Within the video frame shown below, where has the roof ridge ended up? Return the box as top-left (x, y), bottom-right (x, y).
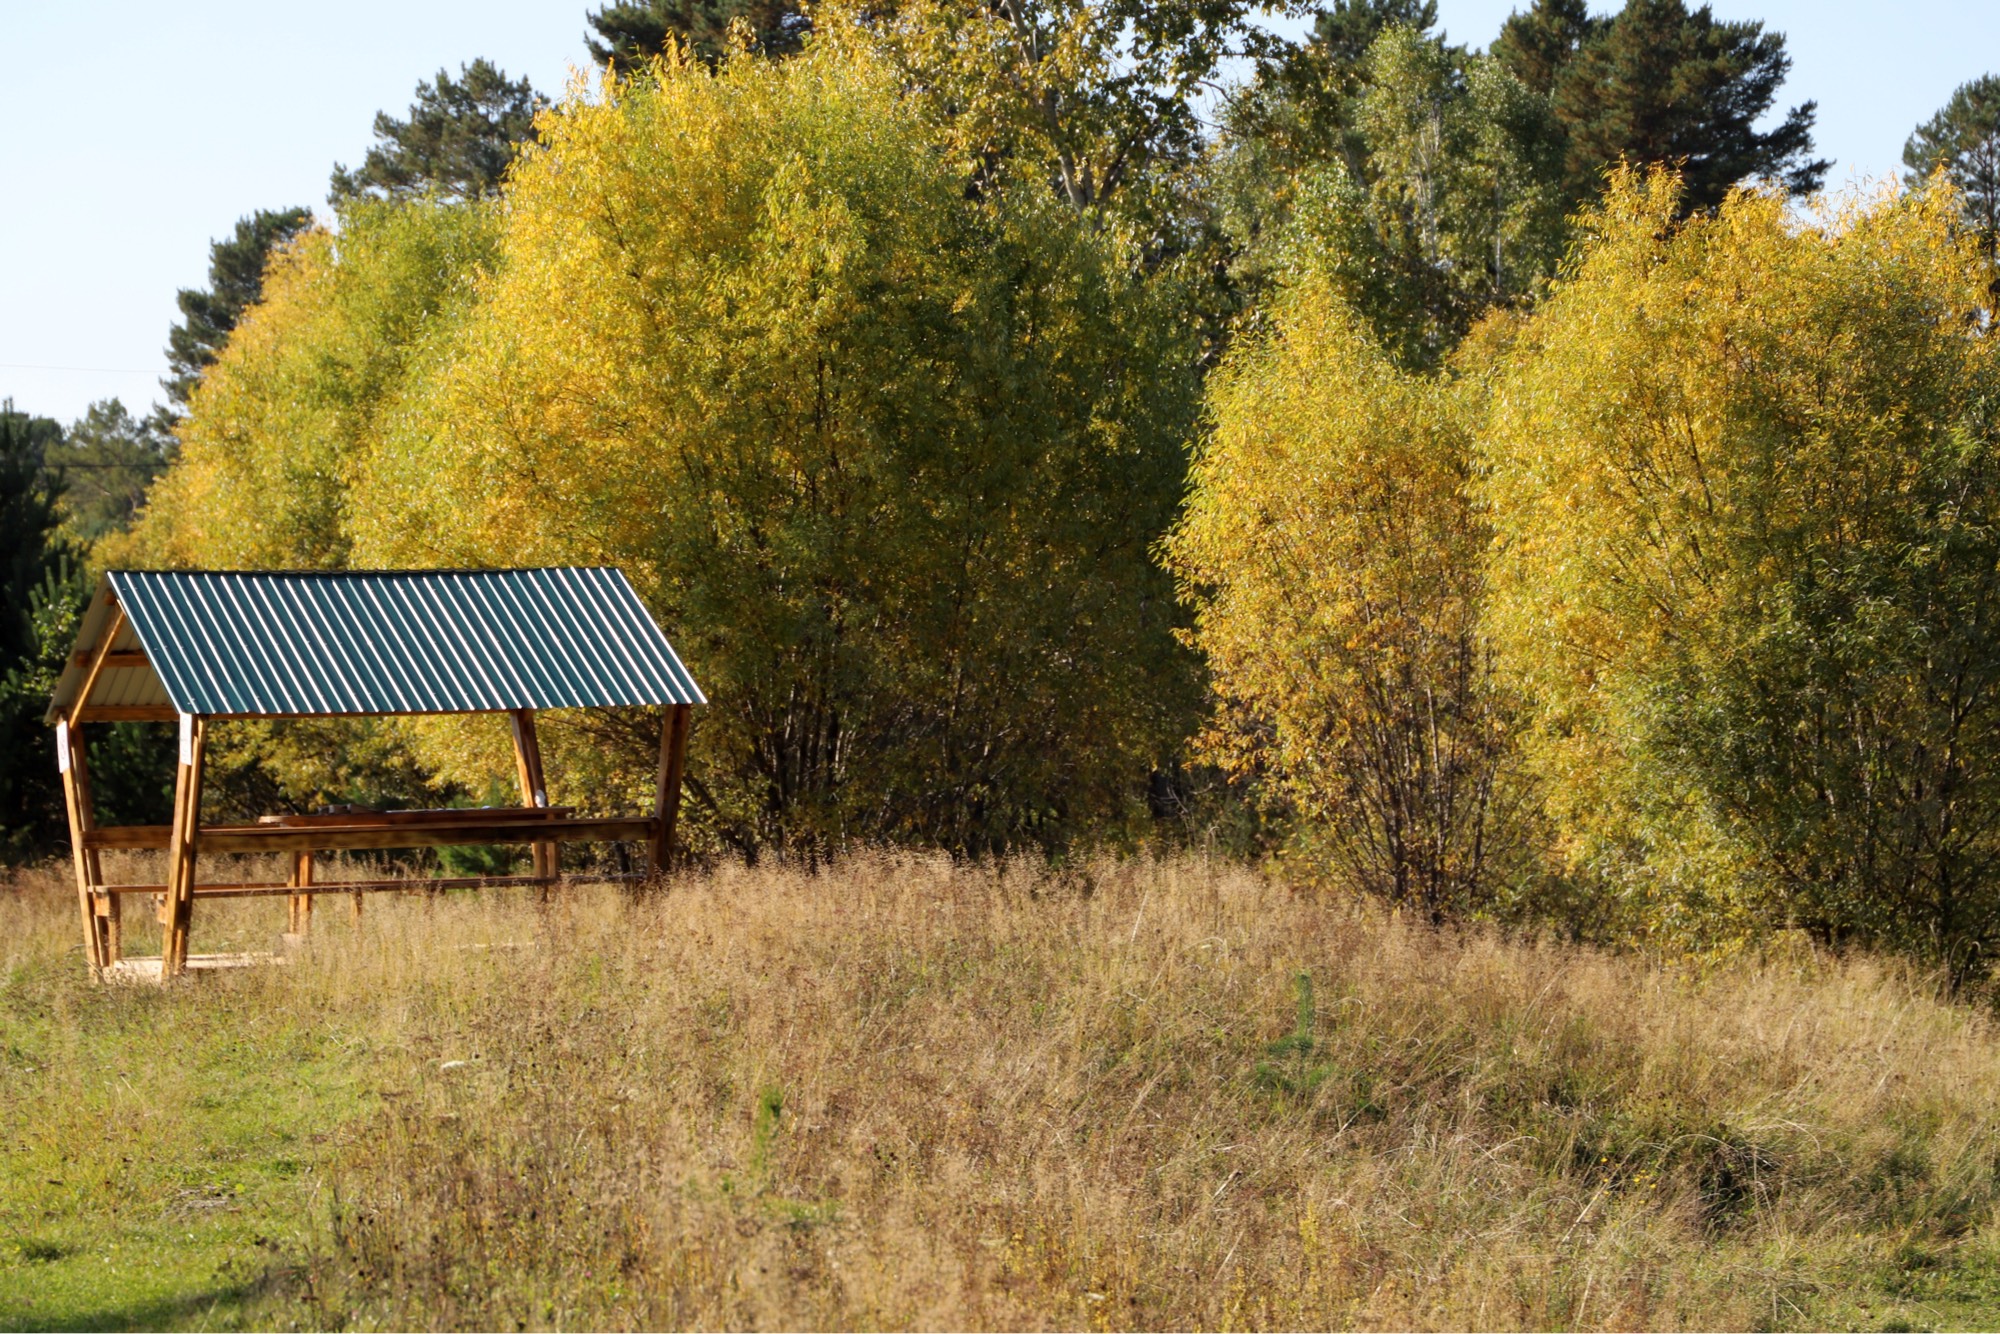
top-left (110, 566), bottom-right (620, 577)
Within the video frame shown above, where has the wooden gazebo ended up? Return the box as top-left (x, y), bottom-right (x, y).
top-left (45, 567), bottom-right (704, 983)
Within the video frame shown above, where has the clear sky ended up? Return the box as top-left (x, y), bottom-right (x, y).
top-left (3, 1), bottom-right (1996, 425)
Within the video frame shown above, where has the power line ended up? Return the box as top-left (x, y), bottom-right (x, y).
top-left (0, 363), bottom-right (159, 374)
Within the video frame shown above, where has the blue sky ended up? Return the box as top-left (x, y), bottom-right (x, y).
top-left (3, 1), bottom-right (1995, 425)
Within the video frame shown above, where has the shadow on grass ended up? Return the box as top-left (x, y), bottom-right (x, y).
top-left (1, 1268), bottom-right (290, 1333)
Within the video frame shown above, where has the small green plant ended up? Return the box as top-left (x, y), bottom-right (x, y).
top-left (1255, 971), bottom-right (1332, 1097)
top-left (750, 1084), bottom-right (785, 1178)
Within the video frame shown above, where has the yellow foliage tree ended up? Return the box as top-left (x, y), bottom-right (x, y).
top-left (330, 47), bottom-right (1200, 856)
top-left (103, 200), bottom-right (499, 819)
top-left (1166, 265), bottom-right (1517, 919)
top-left (115, 200), bottom-right (497, 572)
top-left (1483, 171), bottom-right (2000, 974)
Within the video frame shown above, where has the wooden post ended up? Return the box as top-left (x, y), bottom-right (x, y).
top-left (72, 735), bottom-right (117, 965)
top-left (58, 721), bottom-right (106, 976)
top-left (161, 713), bottom-right (207, 981)
top-left (60, 603), bottom-right (128, 979)
top-left (287, 851), bottom-right (314, 936)
top-left (650, 704), bottom-right (691, 878)
top-left (510, 709), bottom-right (556, 886)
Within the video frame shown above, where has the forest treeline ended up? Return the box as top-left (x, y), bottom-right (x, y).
top-left (10, 0), bottom-right (2000, 979)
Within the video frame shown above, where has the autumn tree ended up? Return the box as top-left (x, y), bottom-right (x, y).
top-left (1482, 172), bottom-right (2000, 976)
top-left (1166, 256), bottom-right (1516, 917)
top-left (136, 46), bottom-right (1200, 858)
top-left (123, 199), bottom-right (496, 574)
top-left (115, 202), bottom-right (499, 821)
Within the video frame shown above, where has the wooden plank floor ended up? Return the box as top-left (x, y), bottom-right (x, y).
top-left (101, 953), bottom-right (288, 984)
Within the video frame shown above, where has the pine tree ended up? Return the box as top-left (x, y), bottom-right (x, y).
top-left (584, 0), bottom-right (809, 68)
top-left (161, 207), bottom-right (313, 412)
top-left (330, 59), bottom-right (545, 203)
top-left (1905, 74), bottom-right (2000, 248)
top-left (1491, 0), bottom-right (1604, 97)
top-left (1546, 0), bottom-right (1826, 212)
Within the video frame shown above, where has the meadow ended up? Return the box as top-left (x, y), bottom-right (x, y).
top-left (6, 854), bottom-right (2000, 1330)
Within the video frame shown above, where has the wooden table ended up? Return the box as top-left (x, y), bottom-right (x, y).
top-left (79, 804), bottom-right (659, 954)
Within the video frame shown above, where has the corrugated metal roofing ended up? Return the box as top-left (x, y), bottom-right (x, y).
top-left (46, 568), bottom-right (704, 722)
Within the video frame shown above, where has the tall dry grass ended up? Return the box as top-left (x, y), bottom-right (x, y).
top-left (7, 853), bottom-right (2000, 1329)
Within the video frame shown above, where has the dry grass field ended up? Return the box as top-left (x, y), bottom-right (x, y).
top-left (6, 853), bottom-right (2000, 1330)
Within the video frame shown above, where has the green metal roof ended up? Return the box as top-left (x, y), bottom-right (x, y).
top-left (47, 568), bottom-right (704, 721)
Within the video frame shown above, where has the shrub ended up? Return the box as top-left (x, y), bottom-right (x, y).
top-left (1167, 264), bottom-right (1520, 919)
top-left (1483, 170), bottom-right (2000, 976)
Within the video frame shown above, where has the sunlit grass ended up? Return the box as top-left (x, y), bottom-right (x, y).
top-left (5, 854), bottom-right (2000, 1329)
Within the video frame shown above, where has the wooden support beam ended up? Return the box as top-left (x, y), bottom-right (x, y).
top-left (69, 648), bottom-right (148, 672)
top-left (73, 705), bottom-right (180, 723)
top-left (84, 814), bottom-right (652, 853)
top-left (83, 824), bottom-right (173, 849)
top-left (161, 714), bottom-right (207, 982)
top-left (650, 703), bottom-right (691, 878)
top-left (287, 851), bottom-right (314, 935)
top-left (510, 709), bottom-right (556, 884)
top-left (223, 805), bottom-right (574, 830)
top-left (57, 722), bottom-right (104, 976)
top-left (58, 604), bottom-right (130, 981)
top-left (95, 874), bottom-right (609, 898)
top-left (72, 733), bottom-right (116, 965)
top-left (70, 606), bottom-right (127, 723)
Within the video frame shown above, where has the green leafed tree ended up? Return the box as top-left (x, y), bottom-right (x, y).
top-left (851, 0), bottom-right (1303, 245)
top-left (330, 59), bottom-right (546, 203)
top-left (1233, 0), bottom-right (1825, 260)
top-left (1224, 23), bottom-right (1565, 368)
top-left (44, 398), bottom-right (172, 545)
top-left (1905, 73), bottom-right (2000, 247)
top-left (1232, 0), bottom-right (1441, 177)
top-left (0, 402), bottom-right (73, 860)
top-left (585, 0), bottom-right (809, 66)
top-left (161, 207), bottom-right (314, 413)
top-left (1490, 0), bottom-right (1604, 97)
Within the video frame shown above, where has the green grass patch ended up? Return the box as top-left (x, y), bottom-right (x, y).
top-left (0, 916), bottom-right (373, 1331)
